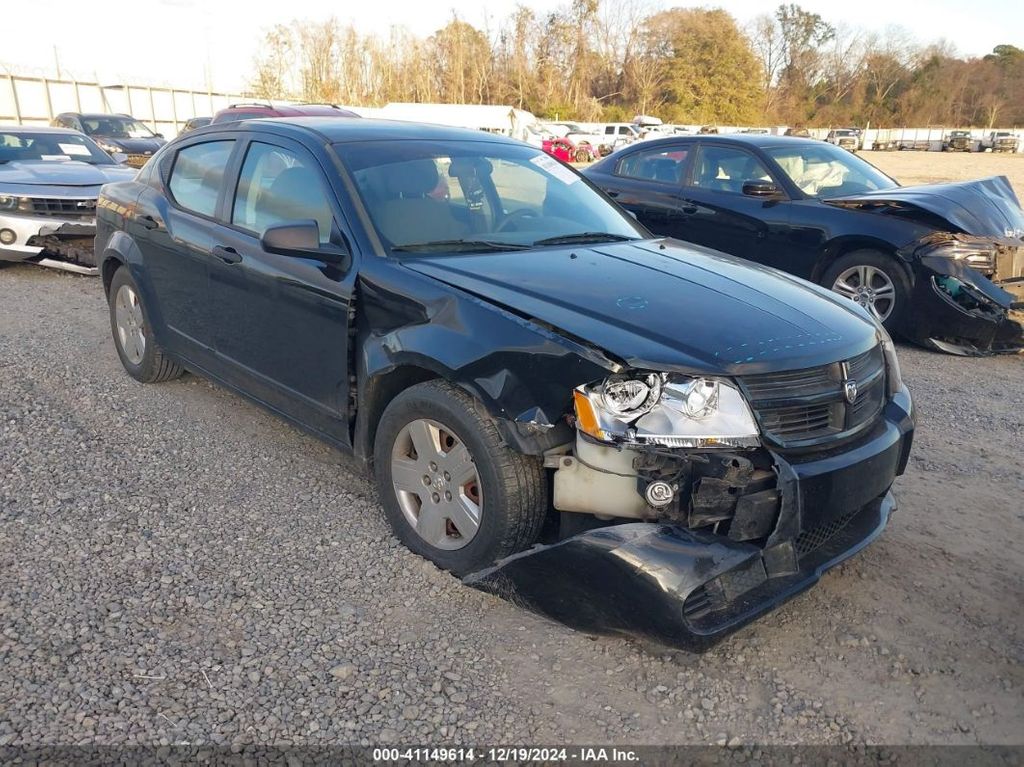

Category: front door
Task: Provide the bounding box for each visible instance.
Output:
[680,143,789,264]
[205,136,356,444]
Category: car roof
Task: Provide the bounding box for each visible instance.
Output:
[189,117,527,146]
[60,113,133,119]
[620,133,822,151]
[1,125,83,135]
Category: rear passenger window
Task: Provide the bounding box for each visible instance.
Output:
[168,140,234,217]
[615,147,689,185]
[231,142,334,244]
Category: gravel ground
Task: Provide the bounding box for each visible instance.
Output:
[0,263,1022,748]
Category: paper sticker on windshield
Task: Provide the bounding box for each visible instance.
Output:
[58,143,91,156]
[530,154,580,185]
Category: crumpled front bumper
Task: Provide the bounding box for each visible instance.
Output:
[0,213,98,274]
[904,250,1024,355]
[466,389,914,651]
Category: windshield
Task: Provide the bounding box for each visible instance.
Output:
[766,143,897,198]
[335,140,644,254]
[81,117,156,139]
[0,131,115,165]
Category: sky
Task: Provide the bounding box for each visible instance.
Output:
[4,0,1022,94]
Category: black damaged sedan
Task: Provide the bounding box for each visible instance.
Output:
[585,135,1024,355]
[95,119,914,650]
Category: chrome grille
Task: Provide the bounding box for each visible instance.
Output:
[25,197,97,218]
[740,346,886,447]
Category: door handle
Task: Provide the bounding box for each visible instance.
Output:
[134,214,159,230]
[679,205,698,215]
[211,245,242,264]
[606,190,620,198]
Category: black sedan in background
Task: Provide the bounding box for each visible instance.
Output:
[94,118,913,650]
[585,135,1024,355]
[51,112,167,168]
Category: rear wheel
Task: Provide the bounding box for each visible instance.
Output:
[822,250,910,332]
[574,148,591,163]
[108,265,184,383]
[373,380,547,575]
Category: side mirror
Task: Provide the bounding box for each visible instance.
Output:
[742,180,781,198]
[261,220,350,268]
[154,133,165,139]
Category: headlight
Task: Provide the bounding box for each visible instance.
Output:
[918,238,996,273]
[876,326,903,397]
[0,195,17,211]
[574,373,760,449]
[97,141,123,155]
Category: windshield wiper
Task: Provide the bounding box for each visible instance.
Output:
[533,232,639,246]
[391,239,530,253]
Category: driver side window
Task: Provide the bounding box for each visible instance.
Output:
[691,145,772,194]
[231,142,334,244]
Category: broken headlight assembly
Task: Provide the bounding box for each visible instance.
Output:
[573,373,761,449]
[918,237,997,274]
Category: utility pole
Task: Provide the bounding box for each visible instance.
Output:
[53,46,62,79]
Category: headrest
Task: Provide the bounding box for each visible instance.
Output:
[381,159,440,197]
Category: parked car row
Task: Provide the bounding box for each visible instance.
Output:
[0,104,360,273]
[5,113,1022,649]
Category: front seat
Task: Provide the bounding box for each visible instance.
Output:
[262,166,333,240]
[373,160,466,245]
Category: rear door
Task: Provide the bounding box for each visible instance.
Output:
[205,134,357,444]
[131,136,238,365]
[593,142,693,239]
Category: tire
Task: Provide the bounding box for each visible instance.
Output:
[574,148,590,163]
[373,380,547,575]
[821,249,911,333]
[107,265,184,383]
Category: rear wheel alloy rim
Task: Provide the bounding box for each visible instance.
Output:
[831,265,896,323]
[114,284,146,365]
[391,418,482,551]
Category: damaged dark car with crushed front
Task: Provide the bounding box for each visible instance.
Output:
[96,119,914,650]
[584,135,1024,356]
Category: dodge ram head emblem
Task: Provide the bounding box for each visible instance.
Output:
[843,379,859,404]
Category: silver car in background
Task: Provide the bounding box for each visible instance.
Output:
[0,126,137,274]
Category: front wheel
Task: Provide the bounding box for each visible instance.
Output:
[821,250,910,332]
[373,380,547,575]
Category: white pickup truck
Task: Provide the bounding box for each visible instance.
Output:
[566,123,641,156]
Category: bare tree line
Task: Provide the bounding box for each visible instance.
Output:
[249,3,1024,127]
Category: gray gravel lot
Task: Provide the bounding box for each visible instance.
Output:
[0,263,1022,747]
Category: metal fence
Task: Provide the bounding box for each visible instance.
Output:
[1,74,248,138]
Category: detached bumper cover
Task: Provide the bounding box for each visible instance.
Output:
[467,389,914,650]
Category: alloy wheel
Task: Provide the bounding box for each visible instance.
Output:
[831,265,897,322]
[390,418,482,550]
[114,284,147,365]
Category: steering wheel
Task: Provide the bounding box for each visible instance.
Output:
[497,208,540,233]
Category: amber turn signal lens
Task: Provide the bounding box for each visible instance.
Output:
[573,389,606,441]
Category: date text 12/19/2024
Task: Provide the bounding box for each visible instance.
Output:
[372,747,640,762]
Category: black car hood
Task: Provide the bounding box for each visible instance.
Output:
[402,239,877,375]
[825,176,1024,242]
[94,136,166,154]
